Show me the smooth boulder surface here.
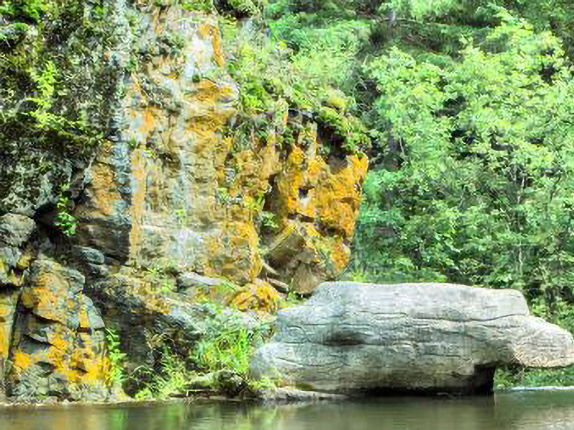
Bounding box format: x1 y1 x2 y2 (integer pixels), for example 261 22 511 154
251 282 574 394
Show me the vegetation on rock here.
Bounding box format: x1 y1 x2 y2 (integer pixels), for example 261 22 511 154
5 0 574 400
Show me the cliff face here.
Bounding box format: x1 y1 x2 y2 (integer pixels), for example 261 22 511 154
0 1 366 401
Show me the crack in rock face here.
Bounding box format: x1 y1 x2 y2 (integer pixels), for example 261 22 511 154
251 282 574 395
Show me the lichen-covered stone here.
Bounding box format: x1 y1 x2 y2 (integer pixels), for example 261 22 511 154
265 148 368 293
86 273 203 374
0 1 368 400
7 259 107 400
0 214 35 286
251 282 574 394
0 214 35 248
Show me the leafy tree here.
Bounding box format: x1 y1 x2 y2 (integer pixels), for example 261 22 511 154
355 12 574 308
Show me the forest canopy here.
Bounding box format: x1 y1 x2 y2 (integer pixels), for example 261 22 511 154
247 0 574 326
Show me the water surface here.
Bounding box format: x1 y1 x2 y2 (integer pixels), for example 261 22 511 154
2 391 574 430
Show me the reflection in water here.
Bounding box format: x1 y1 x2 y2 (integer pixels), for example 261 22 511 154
2 391 574 430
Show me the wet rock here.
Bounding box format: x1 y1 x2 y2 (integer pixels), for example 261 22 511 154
251 282 574 395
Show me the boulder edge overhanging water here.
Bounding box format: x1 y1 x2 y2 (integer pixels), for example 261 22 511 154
251 282 574 395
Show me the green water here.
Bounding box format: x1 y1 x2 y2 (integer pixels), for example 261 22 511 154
2 391 574 430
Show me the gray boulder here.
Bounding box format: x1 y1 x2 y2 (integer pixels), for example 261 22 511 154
251 282 574 394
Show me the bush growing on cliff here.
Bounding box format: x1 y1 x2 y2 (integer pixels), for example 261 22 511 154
220 14 370 155
105 328 127 390
191 304 270 377
0 0 50 23
131 304 271 399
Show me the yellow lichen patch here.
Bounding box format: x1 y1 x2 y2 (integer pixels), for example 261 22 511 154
72 333 106 384
262 139 367 291
12 351 32 373
0 330 5 362
75 161 122 220
78 306 91 330
21 272 69 324
204 220 262 284
275 146 328 221
43 331 72 380
230 279 281 313
316 154 368 237
128 148 147 261
198 22 225 67
16 246 34 270
7 269 24 287
319 235 351 273
0 290 17 361
259 135 281 179
142 108 158 136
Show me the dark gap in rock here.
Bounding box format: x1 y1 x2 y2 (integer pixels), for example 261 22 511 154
36 361 55 377
317 223 346 239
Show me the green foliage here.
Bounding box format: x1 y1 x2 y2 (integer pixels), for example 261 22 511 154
105 328 127 389
355 15 574 302
191 304 269 377
260 210 279 231
281 291 305 308
54 184 77 237
132 343 199 401
220 0 266 16
182 0 214 12
133 305 272 399
221 15 370 154
28 60 60 130
0 0 51 23
181 0 266 15
142 259 180 293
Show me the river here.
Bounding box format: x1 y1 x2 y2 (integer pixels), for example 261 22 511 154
2 390 574 430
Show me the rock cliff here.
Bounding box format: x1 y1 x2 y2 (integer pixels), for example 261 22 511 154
0 1 366 400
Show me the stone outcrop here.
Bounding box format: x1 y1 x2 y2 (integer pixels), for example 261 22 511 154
251 282 574 394
0 1 366 400
6 259 107 400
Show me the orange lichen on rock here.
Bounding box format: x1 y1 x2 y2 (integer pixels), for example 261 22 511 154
197 20 225 67
7 259 107 398
76 160 122 220
0 290 18 364
11 351 32 374
204 220 262 284
263 140 368 292
316 154 368 237
230 279 281 313
72 332 107 383
276 146 324 221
